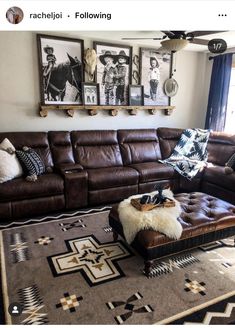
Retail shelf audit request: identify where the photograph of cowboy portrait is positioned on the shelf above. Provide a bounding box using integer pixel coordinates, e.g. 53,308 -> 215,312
140,48 -> 171,106
37,34 -> 84,105
94,41 -> 132,106
82,82 -> 99,106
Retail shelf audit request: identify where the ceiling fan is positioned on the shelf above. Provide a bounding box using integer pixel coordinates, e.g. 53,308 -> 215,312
122,31 -> 226,51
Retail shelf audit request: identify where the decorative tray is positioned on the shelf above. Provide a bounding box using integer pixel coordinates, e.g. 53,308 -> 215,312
130,198 -> 175,212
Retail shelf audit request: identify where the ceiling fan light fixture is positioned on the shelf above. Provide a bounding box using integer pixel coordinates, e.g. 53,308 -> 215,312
161,39 -> 189,52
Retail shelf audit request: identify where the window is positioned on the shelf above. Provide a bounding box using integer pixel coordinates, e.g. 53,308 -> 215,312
225,66 -> 235,133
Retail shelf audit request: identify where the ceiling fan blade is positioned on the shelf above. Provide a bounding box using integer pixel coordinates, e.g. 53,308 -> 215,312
121,37 -> 162,40
189,38 -> 209,45
189,31 -> 227,37
161,31 -> 176,38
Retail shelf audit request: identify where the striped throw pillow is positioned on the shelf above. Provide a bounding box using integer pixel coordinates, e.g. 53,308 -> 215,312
16,148 -> 45,177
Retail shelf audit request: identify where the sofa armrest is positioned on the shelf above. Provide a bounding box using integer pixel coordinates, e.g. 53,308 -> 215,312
54,164 -> 88,209
63,170 -> 88,209
55,163 -> 84,175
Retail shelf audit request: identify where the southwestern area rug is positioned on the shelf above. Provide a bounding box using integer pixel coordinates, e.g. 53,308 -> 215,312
1,210 -> 235,325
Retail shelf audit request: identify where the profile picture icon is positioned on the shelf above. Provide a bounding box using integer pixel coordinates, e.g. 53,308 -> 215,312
8,302 -> 23,317
6,7 -> 24,24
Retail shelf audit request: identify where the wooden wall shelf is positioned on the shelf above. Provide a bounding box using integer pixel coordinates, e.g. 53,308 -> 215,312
39,105 -> 175,117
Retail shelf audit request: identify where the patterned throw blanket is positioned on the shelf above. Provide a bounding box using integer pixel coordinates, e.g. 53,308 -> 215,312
159,128 -> 210,180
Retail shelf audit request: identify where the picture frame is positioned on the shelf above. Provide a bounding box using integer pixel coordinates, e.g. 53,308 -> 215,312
94,41 -> 132,106
129,85 -> 144,106
37,34 -> 84,106
139,48 -> 171,106
82,82 -> 99,106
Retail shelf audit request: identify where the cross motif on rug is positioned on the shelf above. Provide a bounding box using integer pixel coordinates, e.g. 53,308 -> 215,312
47,235 -> 132,286
34,236 -> 54,245
56,292 -> 83,313
184,278 -> 206,296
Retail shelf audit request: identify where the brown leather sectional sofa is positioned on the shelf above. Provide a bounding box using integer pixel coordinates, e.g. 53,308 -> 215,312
0,128 -> 234,222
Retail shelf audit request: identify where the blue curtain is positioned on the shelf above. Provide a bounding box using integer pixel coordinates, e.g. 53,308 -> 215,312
205,53 -> 233,131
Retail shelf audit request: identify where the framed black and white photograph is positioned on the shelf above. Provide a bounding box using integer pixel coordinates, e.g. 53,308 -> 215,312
94,41 -> 132,106
37,34 -> 84,105
82,82 -> 99,106
140,48 -> 171,106
129,85 -> 144,106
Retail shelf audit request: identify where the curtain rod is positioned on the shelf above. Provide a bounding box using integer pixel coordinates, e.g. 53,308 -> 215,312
209,51 -> 235,60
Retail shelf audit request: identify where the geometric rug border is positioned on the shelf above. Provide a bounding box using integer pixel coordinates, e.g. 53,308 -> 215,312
0,206 -> 112,230
155,290 -> 235,325
47,234 -> 134,287
0,230 -> 12,325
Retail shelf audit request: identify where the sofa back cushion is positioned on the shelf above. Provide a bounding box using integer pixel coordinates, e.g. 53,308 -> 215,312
157,128 -> 183,159
71,130 -> 123,168
207,132 -> 235,166
48,131 -> 74,165
0,132 -> 53,168
118,129 -> 161,165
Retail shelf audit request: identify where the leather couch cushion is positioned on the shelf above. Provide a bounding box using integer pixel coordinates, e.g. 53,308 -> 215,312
0,173 -> 64,202
139,179 -> 179,194
201,181 -> 235,205
203,165 -> 235,192
11,195 -> 65,220
207,132 -> 235,166
118,129 -> 158,144
48,131 -> 75,165
0,132 -> 53,168
130,162 -> 176,182
71,131 -> 123,168
118,129 -> 161,165
157,128 -> 183,159
88,167 -> 139,190
89,185 -> 138,206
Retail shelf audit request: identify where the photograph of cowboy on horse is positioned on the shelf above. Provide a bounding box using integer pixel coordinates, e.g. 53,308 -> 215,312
43,45 -> 57,94
38,35 -> 84,105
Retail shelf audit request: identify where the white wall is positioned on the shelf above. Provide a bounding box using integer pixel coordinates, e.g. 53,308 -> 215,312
0,31 -> 210,132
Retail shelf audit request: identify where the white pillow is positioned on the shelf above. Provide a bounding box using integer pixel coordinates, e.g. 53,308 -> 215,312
0,138 -> 16,152
0,138 -> 23,183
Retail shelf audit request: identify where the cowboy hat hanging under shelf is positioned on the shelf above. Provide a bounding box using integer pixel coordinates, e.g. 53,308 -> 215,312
164,50 -> 179,97
164,78 -> 178,97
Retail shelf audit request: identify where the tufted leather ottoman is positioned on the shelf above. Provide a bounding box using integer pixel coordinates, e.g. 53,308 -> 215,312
109,192 -> 235,276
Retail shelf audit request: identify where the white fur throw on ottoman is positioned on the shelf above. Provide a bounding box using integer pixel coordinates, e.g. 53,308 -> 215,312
118,189 -> 182,244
